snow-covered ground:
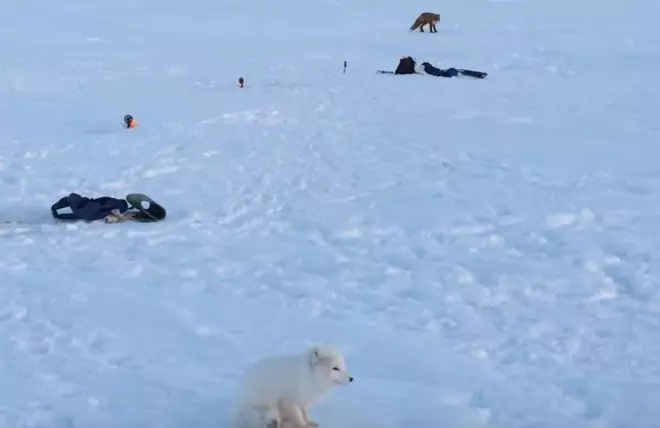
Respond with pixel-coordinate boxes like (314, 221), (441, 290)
(1, 0), (660, 426)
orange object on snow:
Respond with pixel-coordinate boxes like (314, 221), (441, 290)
(124, 114), (137, 128)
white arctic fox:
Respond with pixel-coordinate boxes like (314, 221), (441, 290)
(229, 345), (353, 428)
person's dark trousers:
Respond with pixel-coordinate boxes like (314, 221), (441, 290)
(421, 62), (487, 79)
(421, 63), (459, 77)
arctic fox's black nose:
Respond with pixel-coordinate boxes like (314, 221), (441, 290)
(349, 377), (354, 382)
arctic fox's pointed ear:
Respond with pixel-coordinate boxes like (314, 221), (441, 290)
(309, 345), (321, 365)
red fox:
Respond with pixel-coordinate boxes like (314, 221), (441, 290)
(409, 12), (441, 33)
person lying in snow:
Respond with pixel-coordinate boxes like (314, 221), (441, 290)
(378, 56), (487, 79)
(51, 192), (166, 223)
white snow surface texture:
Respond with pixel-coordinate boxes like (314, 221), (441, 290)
(1, 0), (660, 427)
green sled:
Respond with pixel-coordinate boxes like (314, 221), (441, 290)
(125, 193), (167, 222)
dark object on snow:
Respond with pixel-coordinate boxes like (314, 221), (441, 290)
(51, 192), (166, 223)
(124, 114), (137, 128)
(459, 69), (487, 79)
(395, 56), (416, 75)
(125, 193), (167, 222)
(383, 56), (487, 79)
(420, 62), (459, 77)
(51, 193), (129, 221)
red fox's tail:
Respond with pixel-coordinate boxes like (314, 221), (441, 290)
(409, 17), (422, 31)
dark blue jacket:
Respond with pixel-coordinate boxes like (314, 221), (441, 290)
(51, 193), (129, 221)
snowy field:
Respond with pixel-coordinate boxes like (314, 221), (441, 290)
(1, 0), (660, 426)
